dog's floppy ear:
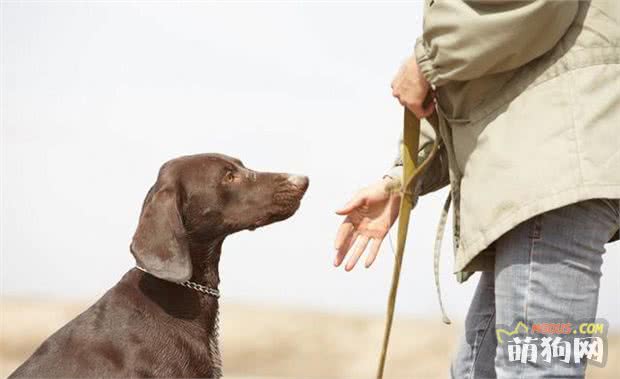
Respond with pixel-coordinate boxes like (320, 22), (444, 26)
(130, 183), (192, 283)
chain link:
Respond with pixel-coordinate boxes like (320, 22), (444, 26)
(135, 266), (220, 298)
(179, 280), (220, 298)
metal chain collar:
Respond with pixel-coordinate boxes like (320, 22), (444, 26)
(179, 280), (220, 298)
(135, 266), (220, 298)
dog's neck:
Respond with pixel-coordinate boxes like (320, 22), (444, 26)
(188, 237), (224, 290)
(134, 237), (224, 312)
(133, 238), (225, 377)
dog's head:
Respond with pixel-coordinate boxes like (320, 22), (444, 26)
(130, 153), (309, 282)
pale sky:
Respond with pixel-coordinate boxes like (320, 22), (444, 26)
(2, 1), (618, 329)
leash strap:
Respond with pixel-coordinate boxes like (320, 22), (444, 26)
(433, 192), (452, 325)
(376, 108), (442, 379)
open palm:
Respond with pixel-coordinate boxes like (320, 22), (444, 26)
(334, 178), (401, 271)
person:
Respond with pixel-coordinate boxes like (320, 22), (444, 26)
(333, 1), (620, 377)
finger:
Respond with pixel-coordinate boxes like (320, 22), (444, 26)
(334, 228), (357, 267)
(391, 65), (406, 88)
(403, 99), (423, 117)
(335, 196), (364, 215)
(420, 98), (435, 118)
(345, 235), (370, 272)
(364, 238), (383, 268)
(392, 83), (402, 98)
(334, 219), (354, 250)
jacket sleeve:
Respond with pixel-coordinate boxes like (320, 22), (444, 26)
(385, 118), (449, 196)
(416, 0), (579, 86)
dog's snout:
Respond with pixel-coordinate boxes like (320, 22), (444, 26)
(287, 175), (309, 191)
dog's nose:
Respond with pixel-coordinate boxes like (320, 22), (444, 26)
(287, 175), (309, 190)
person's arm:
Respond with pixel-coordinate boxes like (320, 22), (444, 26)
(417, 0), (579, 86)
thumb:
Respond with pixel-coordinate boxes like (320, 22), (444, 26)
(335, 196), (364, 215)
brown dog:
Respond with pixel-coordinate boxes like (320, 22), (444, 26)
(10, 154), (309, 378)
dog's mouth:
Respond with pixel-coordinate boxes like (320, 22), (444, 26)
(248, 175), (309, 231)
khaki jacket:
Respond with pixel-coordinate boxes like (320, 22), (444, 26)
(389, 0), (620, 282)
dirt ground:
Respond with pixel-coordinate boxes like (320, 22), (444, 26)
(1, 298), (618, 378)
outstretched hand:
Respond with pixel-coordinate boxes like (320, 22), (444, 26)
(333, 178), (401, 271)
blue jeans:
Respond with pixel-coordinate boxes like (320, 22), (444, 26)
(451, 199), (619, 379)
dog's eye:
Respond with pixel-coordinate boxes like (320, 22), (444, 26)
(224, 171), (235, 183)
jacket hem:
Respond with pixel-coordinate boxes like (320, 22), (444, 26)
(454, 185), (620, 273)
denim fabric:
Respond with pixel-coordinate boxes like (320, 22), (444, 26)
(451, 199), (619, 379)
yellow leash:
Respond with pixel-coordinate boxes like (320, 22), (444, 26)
(376, 108), (441, 379)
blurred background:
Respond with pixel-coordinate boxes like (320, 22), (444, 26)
(1, 1), (618, 378)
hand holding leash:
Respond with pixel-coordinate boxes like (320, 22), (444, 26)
(391, 54), (435, 119)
